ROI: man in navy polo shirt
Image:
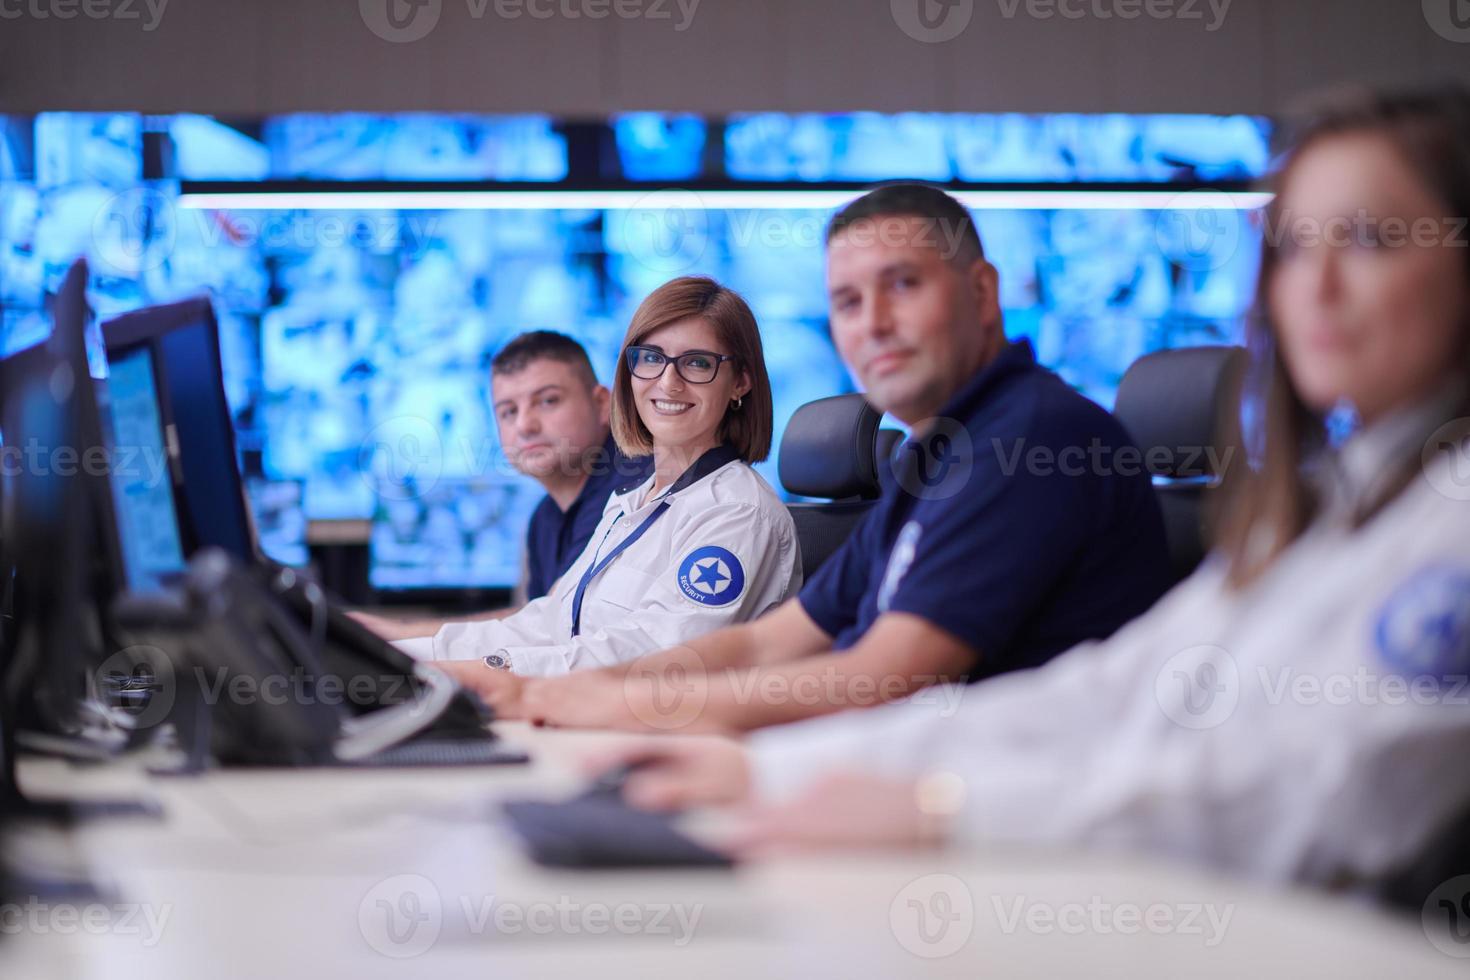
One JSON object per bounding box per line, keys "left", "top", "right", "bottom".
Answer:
{"left": 354, "top": 331, "right": 651, "bottom": 639}
{"left": 481, "top": 185, "right": 1171, "bottom": 732}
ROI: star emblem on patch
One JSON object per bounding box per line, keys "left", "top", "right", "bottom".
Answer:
{"left": 689, "top": 557, "right": 732, "bottom": 595}
{"left": 677, "top": 545, "right": 745, "bottom": 607}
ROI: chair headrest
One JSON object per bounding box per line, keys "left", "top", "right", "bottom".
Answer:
{"left": 779, "top": 394, "right": 881, "bottom": 500}
{"left": 1113, "top": 346, "right": 1247, "bottom": 479}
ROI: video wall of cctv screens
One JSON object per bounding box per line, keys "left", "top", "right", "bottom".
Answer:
{"left": 0, "top": 111, "right": 1270, "bottom": 590}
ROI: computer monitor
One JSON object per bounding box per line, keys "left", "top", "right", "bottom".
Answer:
{"left": 0, "top": 258, "right": 128, "bottom": 740}
{"left": 102, "top": 299, "right": 256, "bottom": 564}
{"left": 101, "top": 345, "right": 188, "bottom": 593}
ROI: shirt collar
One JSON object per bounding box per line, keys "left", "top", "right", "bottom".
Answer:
{"left": 886, "top": 339, "right": 1037, "bottom": 489}
{"left": 615, "top": 443, "right": 742, "bottom": 512}
{"left": 936, "top": 338, "right": 1039, "bottom": 422}
{"left": 1321, "top": 378, "right": 1466, "bottom": 516}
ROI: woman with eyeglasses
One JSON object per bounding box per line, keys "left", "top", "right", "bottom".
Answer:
{"left": 415, "top": 276, "right": 801, "bottom": 683}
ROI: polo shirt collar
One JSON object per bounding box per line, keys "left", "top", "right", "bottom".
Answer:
{"left": 558, "top": 434, "right": 612, "bottom": 512}
{"left": 886, "top": 339, "right": 1038, "bottom": 489}
{"left": 937, "top": 338, "right": 1039, "bottom": 422}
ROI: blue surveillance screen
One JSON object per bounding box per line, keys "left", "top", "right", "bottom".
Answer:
{"left": 0, "top": 109, "right": 1270, "bottom": 589}
{"left": 103, "top": 346, "right": 188, "bottom": 593}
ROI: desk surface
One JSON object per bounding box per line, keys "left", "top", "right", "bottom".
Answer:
{"left": 2, "top": 723, "right": 1461, "bottom": 980}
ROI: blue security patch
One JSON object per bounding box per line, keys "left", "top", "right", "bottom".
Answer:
{"left": 677, "top": 546, "right": 745, "bottom": 607}
{"left": 1375, "top": 564, "right": 1470, "bottom": 681}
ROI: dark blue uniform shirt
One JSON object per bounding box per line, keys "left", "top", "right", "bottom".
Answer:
{"left": 524, "top": 434, "right": 653, "bottom": 600}
{"left": 798, "top": 339, "right": 1171, "bottom": 680}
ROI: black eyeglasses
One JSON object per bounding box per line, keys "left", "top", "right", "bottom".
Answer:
{"left": 625, "top": 346, "right": 736, "bottom": 385}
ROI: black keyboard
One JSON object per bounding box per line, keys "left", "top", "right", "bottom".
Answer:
{"left": 346, "top": 737, "right": 529, "bottom": 768}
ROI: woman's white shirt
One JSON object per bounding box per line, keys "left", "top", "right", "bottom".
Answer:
{"left": 416, "top": 455, "right": 801, "bottom": 675}
{"left": 747, "top": 397, "right": 1470, "bottom": 886}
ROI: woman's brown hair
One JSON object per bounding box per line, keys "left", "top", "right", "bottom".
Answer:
{"left": 610, "top": 276, "right": 774, "bottom": 463}
{"left": 1218, "top": 86, "right": 1470, "bottom": 588}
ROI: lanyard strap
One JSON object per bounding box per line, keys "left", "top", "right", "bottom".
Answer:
{"left": 570, "top": 500, "right": 671, "bottom": 637}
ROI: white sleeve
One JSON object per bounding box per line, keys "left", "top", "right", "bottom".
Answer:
{"left": 500, "top": 501, "right": 798, "bottom": 677}
{"left": 931, "top": 563, "right": 1470, "bottom": 885}
{"left": 427, "top": 592, "right": 562, "bottom": 662}
{"left": 938, "top": 673, "right": 1470, "bottom": 886}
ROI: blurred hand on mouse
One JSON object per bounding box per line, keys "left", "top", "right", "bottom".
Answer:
{"left": 730, "top": 773, "right": 945, "bottom": 856}
{"left": 582, "top": 741, "right": 951, "bottom": 855}
{"left": 581, "top": 737, "right": 752, "bottom": 811}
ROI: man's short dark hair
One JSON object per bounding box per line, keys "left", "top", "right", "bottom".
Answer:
{"left": 826, "top": 183, "right": 985, "bottom": 267}
{"left": 490, "top": 330, "right": 598, "bottom": 388}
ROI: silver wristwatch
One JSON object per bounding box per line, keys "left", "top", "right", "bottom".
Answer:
{"left": 482, "top": 650, "right": 512, "bottom": 671}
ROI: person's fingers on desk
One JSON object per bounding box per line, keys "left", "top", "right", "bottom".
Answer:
{"left": 726, "top": 772, "right": 934, "bottom": 857}
{"left": 430, "top": 660, "right": 485, "bottom": 692}
{"left": 620, "top": 739, "right": 753, "bottom": 812}
{"left": 517, "top": 674, "right": 571, "bottom": 727}
{"left": 432, "top": 661, "right": 527, "bottom": 716}
{"left": 521, "top": 671, "right": 631, "bottom": 730}
{"left": 577, "top": 736, "right": 689, "bottom": 776}
{"left": 575, "top": 732, "right": 750, "bottom": 795}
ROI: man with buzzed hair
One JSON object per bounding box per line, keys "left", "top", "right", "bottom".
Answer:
{"left": 355, "top": 330, "right": 651, "bottom": 639}
{"left": 466, "top": 184, "right": 1172, "bottom": 732}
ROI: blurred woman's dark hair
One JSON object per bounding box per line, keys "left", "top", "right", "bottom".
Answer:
{"left": 1218, "top": 85, "right": 1470, "bottom": 588}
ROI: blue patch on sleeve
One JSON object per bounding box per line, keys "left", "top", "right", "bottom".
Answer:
{"left": 1375, "top": 564, "right": 1470, "bottom": 681}
{"left": 677, "top": 545, "right": 745, "bottom": 607}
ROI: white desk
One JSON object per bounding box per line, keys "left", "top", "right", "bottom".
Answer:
{"left": 1, "top": 723, "right": 1461, "bottom": 980}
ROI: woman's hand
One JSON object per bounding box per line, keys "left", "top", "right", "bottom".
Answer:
{"left": 730, "top": 772, "right": 942, "bottom": 856}
{"left": 580, "top": 745, "right": 949, "bottom": 854}
{"left": 431, "top": 663, "right": 667, "bottom": 730}
{"left": 581, "top": 736, "right": 754, "bottom": 810}
{"left": 519, "top": 670, "right": 650, "bottom": 731}
{"left": 432, "top": 661, "right": 529, "bottom": 717}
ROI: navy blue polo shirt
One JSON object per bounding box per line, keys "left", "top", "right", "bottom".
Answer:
{"left": 524, "top": 435, "right": 653, "bottom": 600}
{"left": 798, "top": 339, "right": 1171, "bottom": 680}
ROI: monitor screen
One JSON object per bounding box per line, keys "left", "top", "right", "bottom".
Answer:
{"left": 0, "top": 258, "right": 128, "bottom": 731}
{"left": 154, "top": 310, "right": 255, "bottom": 562}
{"left": 102, "top": 345, "right": 187, "bottom": 592}
{"left": 103, "top": 299, "right": 257, "bottom": 565}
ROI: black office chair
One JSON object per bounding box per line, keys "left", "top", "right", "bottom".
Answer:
{"left": 1113, "top": 345, "right": 1247, "bottom": 582}
{"left": 779, "top": 394, "right": 888, "bottom": 580}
